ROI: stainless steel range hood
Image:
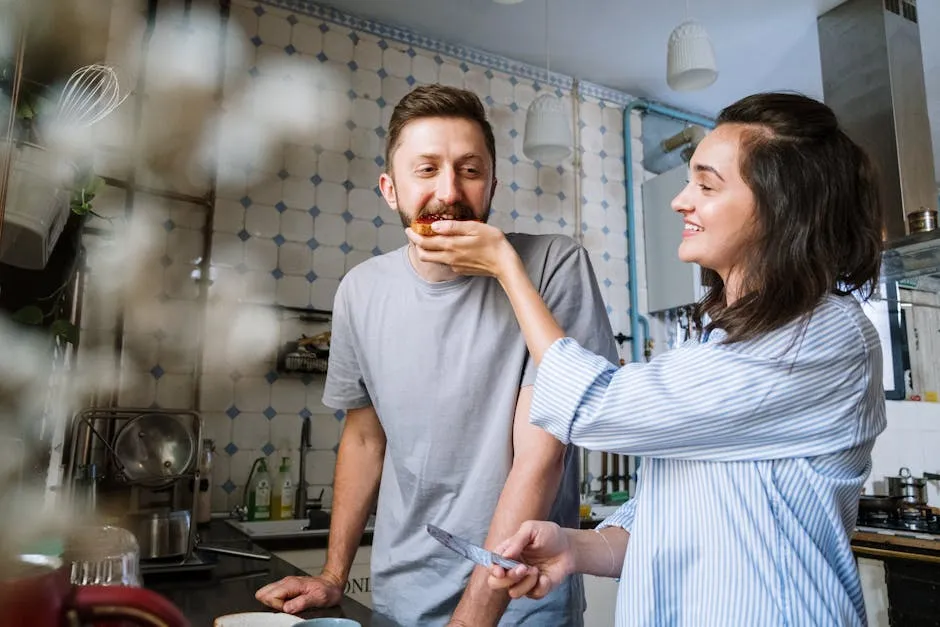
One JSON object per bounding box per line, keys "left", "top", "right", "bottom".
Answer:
{"left": 818, "top": 0, "right": 940, "bottom": 284}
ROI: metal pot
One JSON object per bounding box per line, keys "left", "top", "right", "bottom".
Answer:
{"left": 124, "top": 510, "right": 191, "bottom": 560}
{"left": 886, "top": 467, "right": 927, "bottom": 506}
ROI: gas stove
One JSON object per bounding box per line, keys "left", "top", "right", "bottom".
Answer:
{"left": 856, "top": 505, "right": 940, "bottom": 540}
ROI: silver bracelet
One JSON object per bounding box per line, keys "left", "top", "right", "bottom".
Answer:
{"left": 594, "top": 528, "right": 616, "bottom": 576}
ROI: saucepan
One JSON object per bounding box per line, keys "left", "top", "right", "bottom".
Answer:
{"left": 124, "top": 509, "right": 191, "bottom": 560}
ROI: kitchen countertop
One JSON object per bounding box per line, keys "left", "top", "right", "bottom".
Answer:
{"left": 143, "top": 521, "right": 397, "bottom": 626}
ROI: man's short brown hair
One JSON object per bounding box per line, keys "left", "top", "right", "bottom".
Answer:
{"left": 385, "top": 84, "right": 496, "bottom": 173}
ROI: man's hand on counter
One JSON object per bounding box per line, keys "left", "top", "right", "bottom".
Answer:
{"left": 254, "top": 571, "right": 345, "bottom": 614}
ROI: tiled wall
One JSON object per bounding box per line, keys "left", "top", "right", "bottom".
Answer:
{"left": 76, "top": 0, "right": 643, "bottom": 513}
{"left": 865, "top": 401, "right": 940, "bottom": 503}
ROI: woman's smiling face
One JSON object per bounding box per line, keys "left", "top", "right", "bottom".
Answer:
{"left": 671, "top": 123, "right": 760, "bottom": 296}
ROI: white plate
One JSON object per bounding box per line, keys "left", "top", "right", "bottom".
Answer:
{"left": 213, "top": 612, "right": 302, "bottom": 627}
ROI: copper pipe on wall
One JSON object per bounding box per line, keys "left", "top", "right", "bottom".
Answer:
{"left": 190, "top": 0, "right": 230, "bottom": 413}
{"left": 611, "top": 453, "right": 620, "bottom": 493}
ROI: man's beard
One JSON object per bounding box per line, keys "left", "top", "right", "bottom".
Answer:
{"left": 396, "top": 196, "right": 491, "bottom": 229}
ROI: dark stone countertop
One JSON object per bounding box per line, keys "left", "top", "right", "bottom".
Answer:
{"left": 143, "top": 521, "right": 396, "bottom": 627}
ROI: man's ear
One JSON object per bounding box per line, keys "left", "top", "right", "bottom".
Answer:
{"left": 379, "top": 172, "right": 398, "bottom": 210}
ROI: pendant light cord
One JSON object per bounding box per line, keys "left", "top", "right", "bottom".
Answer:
{"left": 544, "top": 0, "right": 550, "bottom": 77}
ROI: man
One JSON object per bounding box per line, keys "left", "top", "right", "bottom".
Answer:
{"left": 256, "top": 84, "right": 617, "bottom": 626}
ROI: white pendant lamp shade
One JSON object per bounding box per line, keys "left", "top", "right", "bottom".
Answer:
{"left": 667, "top": 20, "right": 718, "bottom": 91}
{"left": 523, "top": 93, "right": 571, "bottom": 165}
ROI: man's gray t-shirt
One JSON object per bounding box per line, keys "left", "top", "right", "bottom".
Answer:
{"left": 323, "top": 233, "right": 618, "bottom": 626}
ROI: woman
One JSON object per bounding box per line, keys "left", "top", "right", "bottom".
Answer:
{"left": 407, "top": 92, "right": 886, "bottom": 626}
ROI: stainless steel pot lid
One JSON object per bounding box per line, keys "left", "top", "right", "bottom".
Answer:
{"left": 113, "top": 413, "right": 195, "bottom": 484}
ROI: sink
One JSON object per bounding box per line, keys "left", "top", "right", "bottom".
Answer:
{"left": 226, "top": 515, "right": 376, "bottom": 541}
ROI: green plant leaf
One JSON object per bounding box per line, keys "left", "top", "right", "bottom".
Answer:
{"left": 50, "top": 319, "right": 80, "bottom": 345}
{"left": 11, "top": 305, "right": 44, "bottom": 325}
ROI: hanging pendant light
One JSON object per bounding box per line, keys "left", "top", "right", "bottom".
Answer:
{"left": 522, "top": 0, "right": 571, "bottom": 165}
{"left": 666, "top": 19, "right": 718, "bottom": 91}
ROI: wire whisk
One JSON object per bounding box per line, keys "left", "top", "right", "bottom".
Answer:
{"left": 55, "top": 64, "right": 130, "bottom": 128}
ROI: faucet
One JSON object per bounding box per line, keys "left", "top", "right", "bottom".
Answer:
{"left": 295, "top": 416, "right": 312, "bottom": 519}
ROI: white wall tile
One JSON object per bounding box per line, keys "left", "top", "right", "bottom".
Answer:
{"left": 349, "top": 158, "right": 378, "bottom": 189}
{"left": 244, "top": 237, "right": 279, "bottom": 271}
{"left": 311, "top": 278, "right": 340, "bottom": 311}
{"left": 382, "top": 47, "right": 411, "bottom": 79}
{"left": 411, "top": 54, "right": 438, "bottom": 84}
{"left": 316, "top": 182, "right": 348, "bottom": 215}
{"left": 347, "top": 219, "right": 379, "bottom": 254}
{"left": 279, "top": 241, "right": 311, "bottom": 275}
{"left": 258, "top": 13, "right": 291, "bottom": 47}
{"left": 323, "top": 28, "right": 354, "bottom": 61}
{"left": 291, "top": 21, "right": 322, "bottom": 56}
{"left": 245, "top": 205, "right": 281, "bottom": 238}
{"left": 313, "top": 246, "right": 346, "bottom": 280}
{"left": 348, "top": 188, "right": 381, "bottom": 221}
{"left": 270, "top": 378, "right": 309, "bottom": 414}
{"left": 281, "top": 209, "right": 315, "bottom": 243}
{"left": 313, "top": 213, "right": 348, "bottom": 246}
{"left": 319, "top": 151, "right": 350, "bottom": 184}
{"left": 353, "top": 38, "right": 383, "bottom": 72}
{"left": 276, "top": 275, "right": 311, "bottom": 308}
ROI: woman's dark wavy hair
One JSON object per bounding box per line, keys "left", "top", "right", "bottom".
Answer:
{"left": 695, "top": 92, "right": 884, "bottom": 343}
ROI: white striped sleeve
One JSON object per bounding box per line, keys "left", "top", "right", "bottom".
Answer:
{"left": 596, "top": 499, "right": 637, "bottom": 532}
{"left": 529, "top": 304, "right": 880, "bottom": 462}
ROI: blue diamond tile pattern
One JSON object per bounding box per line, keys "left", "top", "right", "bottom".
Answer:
{"left": 150, "top": 365, "right": 164, "bottom": 379}
{"left": 341, "top": 210, "right": 354, "bottom": 223}
{"left": 271, "top": 268, "right": 284, "bottom": 279}
{"left": 263, "top": 406, "right": 277, "bottom": 420}
{"left": 340, "top": 242, "right": 353, "bottom": 254}
{"left": 300, "top": 407, "right": 312, "bottom": 418}
{"left": 372, "top": 246, "right": 382, "bottom": 256}
{"left": 265, "top": 371, "right": 279, "bottom": 384}
{"left": 310, "top": 174, "right": 322, "bottom": 185}
{"left": 224, "top": 442, "right": 238, "bottom": 456}
{"left": 275, "top": 201, "right": 288, "bottom": 213}
{"left": 226, "top": 405, "right": 240, "bottom": 419}
{"left": 306, "top": 271, "right": 317, "bottom": 283}
{"left": 307, "top": 237, "right": 319, "bottom": 250}
{"left": 222, "top": 479, "right": 237, "bottom": 494}
{"left": 240, "top": 196, "right": 252, "bottom": 208}
{"left": 372, "top": 216, "right": 384, "bottom": 227}
{"left": 334, "top": 410, "right": 345, "bottom": 421}
{"left": 285, "top": 44, "right": 296, "bottom": 55}
{"left": 237, "top": 229, "right": 251, "bottom": 242}
{"left": 163, "top": 219, "right": 175, "bottom": 232}
{"left": 262, "top": 442, "right": 275, "bottom": 456}
{"left": 316, "top": 52, "right": 327, "bottom": 63}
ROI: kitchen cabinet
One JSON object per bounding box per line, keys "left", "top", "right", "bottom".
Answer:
{"left": 583, "top": 573, "right": 619, "bottom": 626}
{"left": 274, "top": 545, "right": 373, "bottom": 609}
{"left": 859, "top": 557, "right": 890, "bottom": 627}
{"left": 641, "top": 164, "right": 705, "bottom": 313}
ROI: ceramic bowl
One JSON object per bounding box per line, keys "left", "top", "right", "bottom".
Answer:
{"left": 213, "top": 612, "right": 301, "bottom": 627}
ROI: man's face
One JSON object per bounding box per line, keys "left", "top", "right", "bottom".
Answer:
{"left": 378, "top": 116, "right": 497, "bottom": 228}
